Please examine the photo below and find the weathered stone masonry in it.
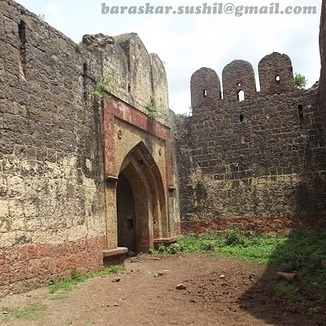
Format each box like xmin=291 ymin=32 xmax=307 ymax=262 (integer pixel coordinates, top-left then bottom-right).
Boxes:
xmin=320 ymin=0 xmax=326 ymax=138
xmin=177 ymin=50 xmax=326 ymax=222
xmin=0 ymin=0 xmax=180 ymax=296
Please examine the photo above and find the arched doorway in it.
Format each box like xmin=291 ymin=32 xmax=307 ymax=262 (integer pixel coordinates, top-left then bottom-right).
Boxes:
xmin=116 ymin=142 xmax=167 ymax=252
xmin=117 ymin=172 xmax=136 ymax=252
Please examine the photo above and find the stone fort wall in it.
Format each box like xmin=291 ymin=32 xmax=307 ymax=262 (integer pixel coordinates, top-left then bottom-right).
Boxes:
xmin=176 ymin=50 xmax=326 ymax=222
xmin=0 ymin=0 xmax=178 ymax=296
xmin=320 ymin=0 xmax=326 ymax=139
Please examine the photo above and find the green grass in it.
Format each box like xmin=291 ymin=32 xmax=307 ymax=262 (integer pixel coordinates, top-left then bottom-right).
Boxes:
xmin=75 ymin=41 xmax=83 ymax=53
xmin=175 ymin=231 xmax=282 ymax=265
xmin=0 ymin=303 xmax=47 ymax=322
xmin=155 ymin=227 xmax=326 ymax=303
xmin=162 ymin=227 xmax=326 ymax=268
xmin=48 ymin=265 xmax=124 ymax=294
xmin=273 ymin=282 xmax=299 ymax=300
xmin=156 ymin=227 xmax=286 ymax=265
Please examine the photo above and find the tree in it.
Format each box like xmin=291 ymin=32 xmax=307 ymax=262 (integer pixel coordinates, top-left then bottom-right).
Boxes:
xmin=294 ymin=73 xmax=308 ymax=89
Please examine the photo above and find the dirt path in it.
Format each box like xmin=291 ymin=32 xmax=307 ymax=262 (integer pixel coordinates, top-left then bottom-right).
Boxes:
xmin=0 ymin=254 xmax=324 ymax=326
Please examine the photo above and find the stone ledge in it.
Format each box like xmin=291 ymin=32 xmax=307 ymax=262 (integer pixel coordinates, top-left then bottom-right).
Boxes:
xmin=103 ymin=247 xmax=128 ymax=257
xmin=153 ymin=236 xmax=179 ymax=249
xmin=103 ymin=247 xmax=128 ymax=266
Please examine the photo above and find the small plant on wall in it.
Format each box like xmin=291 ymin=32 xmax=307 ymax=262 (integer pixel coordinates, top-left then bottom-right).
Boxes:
xmin=75 ymin=41 xmax=83 ymax=53
xmin=92 ymin=74 xmax=117 ymax=100
xmin=145 ymin=97 xmax=161 ymax=119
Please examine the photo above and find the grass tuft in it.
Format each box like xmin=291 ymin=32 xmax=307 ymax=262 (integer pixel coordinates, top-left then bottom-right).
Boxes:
xmin=48 ymin=265 xmax=124 ymax=294
xmin=0 ymin=303 xmax=47 ymax=322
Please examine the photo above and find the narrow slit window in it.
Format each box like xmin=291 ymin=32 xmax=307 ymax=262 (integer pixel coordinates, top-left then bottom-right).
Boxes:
xmin=83 ymin=63 xmax=88 ymax=76
xmin=18 ymin=20 xmax=27 ymax=79
xmin=298 ymin=104 xmax=306 ymax=136
xmin=239 ymin=114 xmax=244 ymax=123
xmin=82 ymin=63 xmax=88 ymax=102
xmin=203 ymin=89 xmax=208 ymax=97
xmin=237 ymin=90 xmax=245 ymax=101
xmin=298 ymin=104 xmax=304 ymax=121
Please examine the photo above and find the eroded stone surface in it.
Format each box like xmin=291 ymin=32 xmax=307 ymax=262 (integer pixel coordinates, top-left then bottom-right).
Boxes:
xmin=0 ymin=0 xmax=179 ymax=296
xmin=178 ymin=52 xmax=326 ymax=221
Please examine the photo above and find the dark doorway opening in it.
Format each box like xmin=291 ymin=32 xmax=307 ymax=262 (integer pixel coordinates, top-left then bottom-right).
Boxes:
xmin=117 ymin=172 xmax=136 ymax=252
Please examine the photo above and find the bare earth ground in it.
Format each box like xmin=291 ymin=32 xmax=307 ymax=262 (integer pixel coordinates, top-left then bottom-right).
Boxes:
xmin=0 ymin=254 xmax=325 ymax=326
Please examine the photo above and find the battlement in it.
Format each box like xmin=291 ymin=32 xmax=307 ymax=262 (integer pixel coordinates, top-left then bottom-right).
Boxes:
xmin=191 ymin=52 xmax=296 ymax=111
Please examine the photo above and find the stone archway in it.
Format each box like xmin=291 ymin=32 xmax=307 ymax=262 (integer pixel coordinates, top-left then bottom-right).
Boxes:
xmin=115 ymin=141 xmax=167 ymax=253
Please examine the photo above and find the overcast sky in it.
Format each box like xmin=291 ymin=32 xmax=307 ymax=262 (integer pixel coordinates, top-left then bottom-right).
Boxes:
xmin=16 ymin=0 xmax=322 ymax=114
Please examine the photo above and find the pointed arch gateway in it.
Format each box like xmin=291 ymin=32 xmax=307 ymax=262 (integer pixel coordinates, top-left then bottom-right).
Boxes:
xmin=116 ymin=141 xmax=167 ymax=252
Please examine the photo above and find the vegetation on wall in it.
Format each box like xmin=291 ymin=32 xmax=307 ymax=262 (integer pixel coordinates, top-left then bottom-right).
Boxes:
xmin=145 ymin=97 xmax=161 ymax=119
xmin=92 ymin=75 xmax=117 ymax=100
xmin=75 ymin=42 xmax=83 ymax=53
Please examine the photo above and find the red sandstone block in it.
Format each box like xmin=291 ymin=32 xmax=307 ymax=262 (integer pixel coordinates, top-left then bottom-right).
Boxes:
xmin=9 ymin=277 xmax=40 ymax=295
xmin=9 ymin=265 xmax=28 ymax=283
xmin=58 ymin=255 xmax=77 ymax=271
xmin=3 ymin=238 xmax=105 ymax=296
xmin=27 ymin=258 xmax=45 ymax=278
xmin=75 ymin=241 xmax=87 ymax=252
xmin=5 ymin=246 xmax=28 ymax=263
xmin=61 ymin=270 xmax=71 ymax=279
xmin=39 ymin=243 xmax=53 ymax=258
xmin=26 ymin=244 xmax=40 ymax=260
xmin=48 ymin=259 xmax=57 ymax=274
xmin=0 ymin=260 xmax=10 ymax=271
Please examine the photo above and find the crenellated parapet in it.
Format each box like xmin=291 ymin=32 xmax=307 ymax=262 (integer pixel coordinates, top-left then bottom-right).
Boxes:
xmin=258 ymin=52 xmax=296 ymax=95
xmin=222 ymin=59 xmax=257 ymax=102
xmin=182 ymin=44 xmax=326 ymax=223
xmin=190 ymin=67 xmax=221 ymax=108
xmin=191 ymin=52 xmax=296 ymax=111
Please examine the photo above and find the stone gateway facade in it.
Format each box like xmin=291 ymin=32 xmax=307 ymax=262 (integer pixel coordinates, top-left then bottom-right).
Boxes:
xmin=1 ymin=0 xmax=326 ymax=298
xmin=0 ymin=0 xmax=180 ymax=296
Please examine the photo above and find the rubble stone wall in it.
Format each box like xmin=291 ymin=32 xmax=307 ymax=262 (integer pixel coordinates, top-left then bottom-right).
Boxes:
xmin=0 ymin=0 xmax=178 ymax=296
xmin=177 ymin=53 xmax=326 ymax=221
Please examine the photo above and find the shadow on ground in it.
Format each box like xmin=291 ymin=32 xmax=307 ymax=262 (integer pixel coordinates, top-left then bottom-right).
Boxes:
xmin=237 ymin=225 xmax=326 ymax=326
